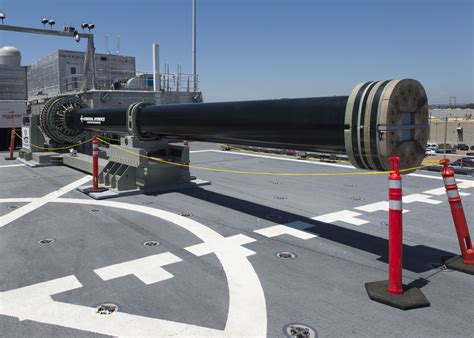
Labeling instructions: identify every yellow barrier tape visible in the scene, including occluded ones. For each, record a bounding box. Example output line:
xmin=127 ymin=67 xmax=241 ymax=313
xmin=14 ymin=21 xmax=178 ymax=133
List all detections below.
xmin=98 ymin=135 xmax=121 ymax=142
xmin=98 ymin=137 xmax=435 ymax=177
xmin=224 ymin=144 xmax=444 ymax=168
xmin=14 ymin=130 xmax=93 ymax=151
xmin=221 ymin=144 xmax=351 ymax=163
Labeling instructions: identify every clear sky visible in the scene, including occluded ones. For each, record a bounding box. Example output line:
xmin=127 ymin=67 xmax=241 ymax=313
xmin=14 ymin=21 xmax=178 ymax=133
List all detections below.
xmin=0 ymin=0 xmax=472 ymax=103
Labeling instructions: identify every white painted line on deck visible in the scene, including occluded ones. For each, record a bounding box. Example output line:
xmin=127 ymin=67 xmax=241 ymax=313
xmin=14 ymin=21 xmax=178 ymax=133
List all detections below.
xmin=254 ymin=221 xmax=317 ymax=240
xmin=423 ymin=187 xmax=470 ymax=197
xmin=355 ymin=201 xmax=410 ymax=213
xmin=94 ymin=253 xmax=182 ymax=285
xmin=312 ymin=210 xmax=369 ymax=226
xmin=0 ymin=198 xmax=36 ymax=203
xmin=207 ymin=150 xmax=356 ymax=169
xmin=1 ymin=197 xmax=267 ymax=336
xmin=0 ymin=176 xmax=91 ymax=228
xmin=403 ymin=193 xmax=442 ymax=205
xmin=408 ymin=173 xmax=473 ymax=183
xmin=185 ymin=234 xmax=257 ymax=257
xmin=0 ymin=275 xmax=223 ymax=336
xmin=190 ymin=149 xmax=216 ymax=153
xmin=0 ymin=164 xmax=25 ymax=168
xmin=50 ymin=198 xmax=267 ymax=337
xmin=458 ymin=180 xmax=474 ymax=189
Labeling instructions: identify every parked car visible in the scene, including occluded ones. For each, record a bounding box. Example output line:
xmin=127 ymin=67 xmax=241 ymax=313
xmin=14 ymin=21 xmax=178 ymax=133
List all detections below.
xmin=456 ymin=143 xmax=469 ymax=151
xmin=437 ymin=143 xmax=450 ymax=149
xmin=425 ymin=147 xmax=437 ymax=156
xmin=437 ymin=144 xmax=457 ymax=153
xmin=449 ymin=157 xmax=474 ymax=169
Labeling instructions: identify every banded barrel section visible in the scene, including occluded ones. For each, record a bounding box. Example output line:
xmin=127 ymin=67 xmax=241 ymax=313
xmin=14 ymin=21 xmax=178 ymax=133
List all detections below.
xmin=344 ymin=79 xmax=429 ymax=171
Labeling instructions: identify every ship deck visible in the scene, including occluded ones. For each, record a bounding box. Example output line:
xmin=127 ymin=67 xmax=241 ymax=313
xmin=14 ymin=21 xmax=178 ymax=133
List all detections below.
xmin=0 ymin=142 xmax=473 ymax=337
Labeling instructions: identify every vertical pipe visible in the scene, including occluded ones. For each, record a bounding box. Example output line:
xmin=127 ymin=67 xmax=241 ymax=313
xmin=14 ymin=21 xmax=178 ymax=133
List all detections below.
xmin=92 ymin=136 xmax=99 ymax=190
xmin=90 ymin=38 xmax=98 ymax=90
xmin=192 ymin=0 xmax=197 ymax=92
xmin=166 ymin=63 xmax=170 ymax=92
xmin=388 ymin=157 xmax=403 ymax=295
xmin=7 ymin=128 xmax=15 ymax=160
xmin=443 ymin=115 xmax=448 ymax=157
xmin=428 ymin=110 xmax=431 ymax=142
xmin=176 ymin=64 xmax=180 ymax=92
xmin=153 ymin=43 xmax=160 ymax=92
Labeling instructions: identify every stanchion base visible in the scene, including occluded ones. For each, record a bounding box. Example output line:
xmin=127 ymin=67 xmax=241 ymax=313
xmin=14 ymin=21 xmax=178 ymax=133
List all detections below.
xmin=83 ymin=187 xmax=109 ymax=194
xmin=4 ymin=157 xmax=16 ymax=160
xmin=442 ymin=256 xmax=474 ymax=275
xmin=365 ymin=280 xmax=430 ymax=310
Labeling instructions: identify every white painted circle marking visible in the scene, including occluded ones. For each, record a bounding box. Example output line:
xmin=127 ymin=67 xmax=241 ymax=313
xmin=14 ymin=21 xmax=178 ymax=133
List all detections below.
xmin=0 ymin=197 xmax=267 ymax=337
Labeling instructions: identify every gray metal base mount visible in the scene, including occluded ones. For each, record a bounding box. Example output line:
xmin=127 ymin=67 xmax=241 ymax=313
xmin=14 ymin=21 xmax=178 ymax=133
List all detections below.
xmin=365 ymin=280 xmax=430 ymax=310
xmin=77 ymin=178 xmax=210 ymax=200
xmin=442 ymin=256 xmax=474 ymax=275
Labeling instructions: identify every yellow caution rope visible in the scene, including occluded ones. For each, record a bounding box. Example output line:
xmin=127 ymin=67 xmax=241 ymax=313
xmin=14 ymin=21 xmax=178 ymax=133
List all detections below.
xmin=98 ymin=137 xmax=435 ymax=177
xmin=221 ymin=144 xmax=351 ymax=163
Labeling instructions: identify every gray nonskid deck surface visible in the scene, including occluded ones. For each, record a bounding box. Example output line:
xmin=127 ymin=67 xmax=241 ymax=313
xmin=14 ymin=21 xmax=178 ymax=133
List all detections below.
xmin=0 ymin=144 xmax=473 ymax=337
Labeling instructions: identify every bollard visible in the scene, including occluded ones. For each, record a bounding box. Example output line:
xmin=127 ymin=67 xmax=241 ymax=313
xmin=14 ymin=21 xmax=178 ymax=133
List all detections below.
xmin=388 ymin=157 xmax=403 ymax=294
xmin=5 ymin=128 xmax=16 ymax=160
xmin=440 ymin=159 xmax=474 ymax=274
xmin=364 ymin=157 xmax=430 ymax=310
xmin=83 ymin=136 xmax=107 ymax=194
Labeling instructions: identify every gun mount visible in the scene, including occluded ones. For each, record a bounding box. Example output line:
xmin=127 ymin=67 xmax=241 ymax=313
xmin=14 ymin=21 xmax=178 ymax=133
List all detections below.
xmin=21 ymin=78 xmax=429 ymax=198
xmin=41 ymin=78 xmax=428 ymax=171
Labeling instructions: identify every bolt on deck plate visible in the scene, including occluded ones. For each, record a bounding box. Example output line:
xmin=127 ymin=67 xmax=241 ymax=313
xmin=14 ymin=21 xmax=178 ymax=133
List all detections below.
xmin=8 ymin=205 xmax=19 ymax=209
xmin=142 ymin=240 xmax=160 ymax=247
xmin=89 ymin=208 xmax=101 ymax=213
xmin=37 ymin=238 xmax=55 ymax=245
xmin=266 ymin=214 xmax=282 ymax=221
xmin=276 ymin=251 xmax=297 ymax=260
xmin=351 ymin=197 xmax=365 ymax=201
xmin=284 ymin=323 xmax=318 ymax=338
xmin=181 ymin=212 xmax=193 ymax=217
xmin=96 ymin=303 xmax=118 ymax=315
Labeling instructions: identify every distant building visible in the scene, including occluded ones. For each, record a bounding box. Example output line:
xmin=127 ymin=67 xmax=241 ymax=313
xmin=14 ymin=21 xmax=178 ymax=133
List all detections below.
xmin=1 ymin=46 xmax=200 ymax=149
xmin=27 ymin=50 xmax=136 ymax=100
xmin=0 ymin=46 xmax=27 ymax=149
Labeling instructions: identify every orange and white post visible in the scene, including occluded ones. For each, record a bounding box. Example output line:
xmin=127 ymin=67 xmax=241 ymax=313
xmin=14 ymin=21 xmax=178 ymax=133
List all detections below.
xmin=6 ymin=128 xmax=16 ymax=160
xmin=440 ymin=159 xmax=474 ymax=265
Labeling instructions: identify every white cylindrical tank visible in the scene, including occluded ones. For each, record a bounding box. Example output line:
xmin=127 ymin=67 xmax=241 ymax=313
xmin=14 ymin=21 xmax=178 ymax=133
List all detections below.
xmin=0 ymin=46 xmax=21 ymax=66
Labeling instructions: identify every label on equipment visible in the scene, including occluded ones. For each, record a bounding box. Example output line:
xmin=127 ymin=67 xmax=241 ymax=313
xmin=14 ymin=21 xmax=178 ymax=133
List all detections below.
xmin=80 ymin=115 xmax=106 ymax=125
xmin=22 ymin=126 xmax=30 ymax=150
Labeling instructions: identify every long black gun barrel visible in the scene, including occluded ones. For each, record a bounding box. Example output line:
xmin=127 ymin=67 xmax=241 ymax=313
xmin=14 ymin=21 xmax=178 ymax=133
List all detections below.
xmin=40 ymin=79 xmax=429 ymax=171
xmin=70 ymin=96 xmax=348 ymax=153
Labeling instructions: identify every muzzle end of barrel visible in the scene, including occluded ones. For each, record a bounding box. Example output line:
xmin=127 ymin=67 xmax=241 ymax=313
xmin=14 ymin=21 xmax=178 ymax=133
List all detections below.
xmin=344 ymin=79 xmax=429 ymax=172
